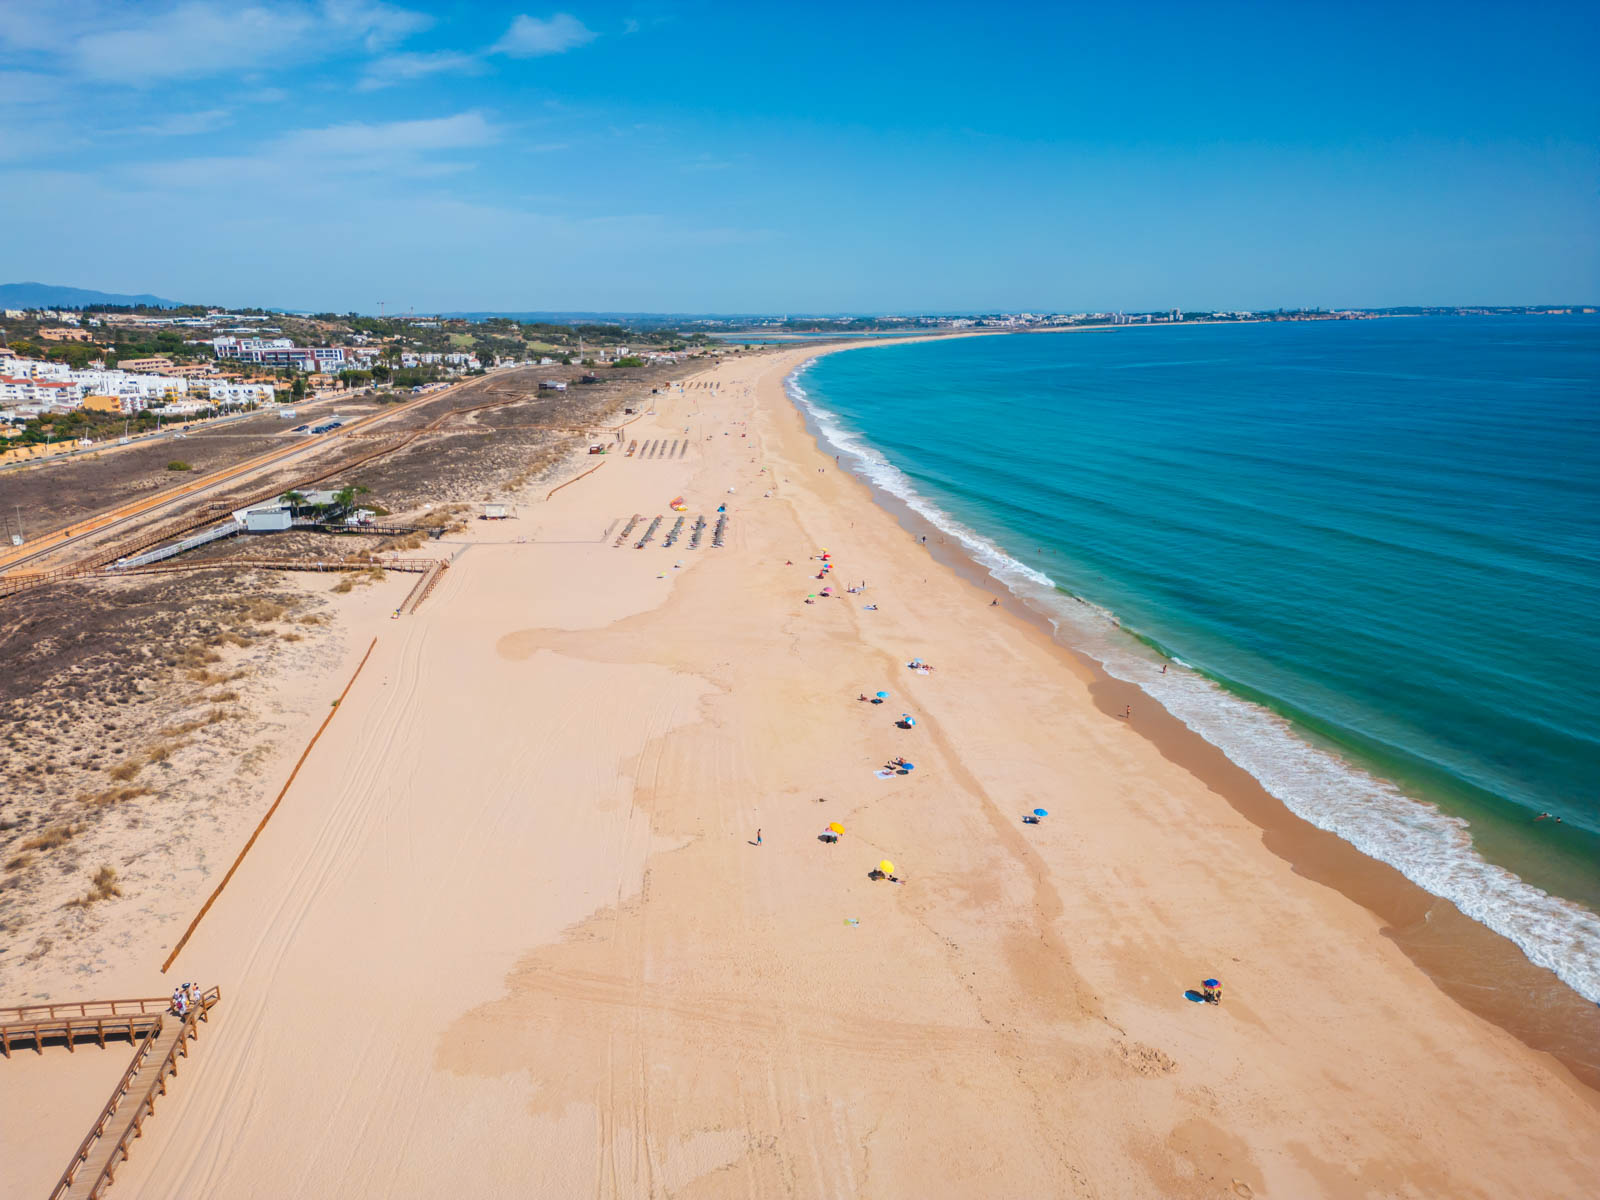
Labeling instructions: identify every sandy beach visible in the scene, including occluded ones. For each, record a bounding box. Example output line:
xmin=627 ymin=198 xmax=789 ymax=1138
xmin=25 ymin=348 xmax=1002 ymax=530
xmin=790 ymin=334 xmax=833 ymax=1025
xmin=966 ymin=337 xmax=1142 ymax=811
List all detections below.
xmin=6 ymin=341 xmax=1598 ymax=1198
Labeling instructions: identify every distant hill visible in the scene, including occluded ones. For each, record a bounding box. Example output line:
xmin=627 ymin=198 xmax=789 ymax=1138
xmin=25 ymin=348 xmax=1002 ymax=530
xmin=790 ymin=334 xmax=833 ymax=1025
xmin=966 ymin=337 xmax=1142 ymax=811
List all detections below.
xmin=0 ymin=281 xmax=190 ymax=309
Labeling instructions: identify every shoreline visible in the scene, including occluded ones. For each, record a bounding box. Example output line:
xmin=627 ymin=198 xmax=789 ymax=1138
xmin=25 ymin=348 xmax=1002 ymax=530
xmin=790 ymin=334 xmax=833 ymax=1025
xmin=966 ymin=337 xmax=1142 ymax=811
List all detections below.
xmin=780 ymin=338 xmax=1600 ymax=1093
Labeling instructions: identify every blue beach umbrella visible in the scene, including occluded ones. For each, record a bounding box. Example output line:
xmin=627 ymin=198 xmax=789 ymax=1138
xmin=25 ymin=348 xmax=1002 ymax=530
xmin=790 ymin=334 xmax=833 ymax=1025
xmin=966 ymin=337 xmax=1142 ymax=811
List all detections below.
xmin=876 ymin=691 xmax=890 ymax=699
xmin=901 ymin=762 xmax=915 ymax=771
xmin=1202 ymin=978 xmax=1220 ymax=988
xmin=1033 ymin=808 xmax=1048 ymax=817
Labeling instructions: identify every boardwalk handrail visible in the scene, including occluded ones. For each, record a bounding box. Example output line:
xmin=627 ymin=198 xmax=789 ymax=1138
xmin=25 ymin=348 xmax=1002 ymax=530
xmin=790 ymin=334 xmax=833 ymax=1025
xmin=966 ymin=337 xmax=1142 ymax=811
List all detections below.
xmin=46 ymin=986 xmax=221 ymax=1200
xmin=1 ymin=996 xmax=170 ymax=1024
xmin=0 ymin=1007 xmax=165 ymax=1060
xmin=47 ymin=1018 xmax=167 ymax=1200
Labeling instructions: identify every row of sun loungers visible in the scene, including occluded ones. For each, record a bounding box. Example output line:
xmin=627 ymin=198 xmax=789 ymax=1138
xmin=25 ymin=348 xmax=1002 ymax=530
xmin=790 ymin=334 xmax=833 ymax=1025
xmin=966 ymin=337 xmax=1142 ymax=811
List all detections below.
xmin=614 ymin=514 xmax=641 ymax=547
xmin=635 ymin=515 xmax=663 ymax=549
xmin=611 ymin=513 xmax=723 ymax=549
xmin=630 ymin=439 xmax=685 ymax=460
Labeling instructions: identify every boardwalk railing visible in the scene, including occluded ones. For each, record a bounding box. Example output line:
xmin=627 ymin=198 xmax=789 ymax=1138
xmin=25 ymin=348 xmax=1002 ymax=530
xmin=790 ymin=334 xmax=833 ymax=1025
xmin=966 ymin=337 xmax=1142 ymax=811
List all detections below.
xmin=46 ymin=986 xmax=221 ymax=1200
xmin=0 ymin=996 xmax=170 ymax=1057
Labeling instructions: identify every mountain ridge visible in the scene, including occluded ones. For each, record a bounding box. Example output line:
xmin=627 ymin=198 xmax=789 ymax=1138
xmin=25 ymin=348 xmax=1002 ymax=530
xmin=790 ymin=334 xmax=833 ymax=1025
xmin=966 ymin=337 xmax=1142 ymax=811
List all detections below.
xmin=0 ymin=281 xmax=190 ymax=309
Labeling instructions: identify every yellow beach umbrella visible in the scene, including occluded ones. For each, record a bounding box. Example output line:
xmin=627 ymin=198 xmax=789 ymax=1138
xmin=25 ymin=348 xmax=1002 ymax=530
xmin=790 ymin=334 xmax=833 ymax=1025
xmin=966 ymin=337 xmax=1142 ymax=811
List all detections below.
xmin=827 ymin=822 xmax=844 ymax=834
xmin=878 ymin=859 xmax=895 ymax=875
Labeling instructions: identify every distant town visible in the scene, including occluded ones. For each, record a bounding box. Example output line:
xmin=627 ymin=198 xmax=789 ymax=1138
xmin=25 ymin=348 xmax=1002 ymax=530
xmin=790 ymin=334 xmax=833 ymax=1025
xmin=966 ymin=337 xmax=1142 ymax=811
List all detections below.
xmin=0 ymin=306 xmax=713 ymax=457
xmin=2 ymin=299 xmax=1591 ymax=458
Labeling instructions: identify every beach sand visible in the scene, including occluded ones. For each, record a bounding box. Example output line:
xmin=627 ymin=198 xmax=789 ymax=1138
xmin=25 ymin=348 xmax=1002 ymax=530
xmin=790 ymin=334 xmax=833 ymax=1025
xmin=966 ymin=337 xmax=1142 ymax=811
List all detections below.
xmin=7 ymin=344 xmax=1598 ymax=1198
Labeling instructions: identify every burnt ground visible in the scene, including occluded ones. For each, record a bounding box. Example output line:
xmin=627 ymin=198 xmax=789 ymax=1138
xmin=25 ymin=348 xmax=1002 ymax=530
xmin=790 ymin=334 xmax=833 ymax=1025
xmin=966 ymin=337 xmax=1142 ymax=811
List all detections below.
xmin=0 ymin=406 xmax=327 ymax=532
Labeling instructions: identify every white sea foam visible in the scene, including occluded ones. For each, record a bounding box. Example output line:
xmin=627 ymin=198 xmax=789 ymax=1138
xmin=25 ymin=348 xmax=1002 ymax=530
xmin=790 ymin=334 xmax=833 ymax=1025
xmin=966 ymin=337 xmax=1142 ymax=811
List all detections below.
xmin=787 ymin=361 xmax=1600 ymax=1004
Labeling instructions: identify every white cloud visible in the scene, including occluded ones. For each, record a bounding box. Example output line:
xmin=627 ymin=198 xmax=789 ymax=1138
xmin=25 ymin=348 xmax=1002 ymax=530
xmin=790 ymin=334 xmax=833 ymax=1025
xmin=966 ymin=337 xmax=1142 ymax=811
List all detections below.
xmin=357 ymin=51 xmax=481 ymax=91
xmin=492 ymin=13 xmax=598 ymax=58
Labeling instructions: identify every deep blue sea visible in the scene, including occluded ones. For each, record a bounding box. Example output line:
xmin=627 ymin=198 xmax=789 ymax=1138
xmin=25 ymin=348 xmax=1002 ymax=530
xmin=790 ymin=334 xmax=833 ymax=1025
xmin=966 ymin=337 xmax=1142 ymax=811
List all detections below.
xmin=787 ymin=317 xmax=1600 ymax=1000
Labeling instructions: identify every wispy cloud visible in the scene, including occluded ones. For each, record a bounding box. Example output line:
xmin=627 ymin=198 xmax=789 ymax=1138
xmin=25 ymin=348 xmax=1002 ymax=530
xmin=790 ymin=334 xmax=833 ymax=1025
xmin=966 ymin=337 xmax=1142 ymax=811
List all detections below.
xmin=278 ymin=111 xmax=499 ymax=159
xmin=321 ymin=0 xmax=433 ymax=51
xmin=135 ymin=109 xmax=234 ymax=137
xmin=71 ymin=4 xmax=317 ymax=81
xmin=357 ymin=51 xmax=482 ymax=91
xmin=492 ymin=13 xmax=599 ymax=58
xmin=0 ymin=70 xmax=69 ymax=107
xmin=122 ymin=111 xmax=503 ymax=188
xmin=0 ymin=1 xmax=436 ymax=86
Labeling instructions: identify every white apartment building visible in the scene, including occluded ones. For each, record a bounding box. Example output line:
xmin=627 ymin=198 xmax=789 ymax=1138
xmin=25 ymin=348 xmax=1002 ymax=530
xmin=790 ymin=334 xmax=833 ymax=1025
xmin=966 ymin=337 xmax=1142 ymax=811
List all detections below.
xmin=195 ymin=380 xmax=275 ymax=405
xmin=212 ymin=337 xmax=346 ymax=371
xmin=0 ymin=375 xmax=83 ymax=406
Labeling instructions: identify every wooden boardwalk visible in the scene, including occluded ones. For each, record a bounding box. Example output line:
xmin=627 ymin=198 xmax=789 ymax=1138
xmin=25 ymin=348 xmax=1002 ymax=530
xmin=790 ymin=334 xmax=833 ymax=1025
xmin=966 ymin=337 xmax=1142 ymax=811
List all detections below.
xmin=60 ymin=1015 xmax=189 ymax=1200
xmin=0 ymin=997 xmax=168 ymax=1058
xmin=0 ymin=988 xmax=223 ymax=1200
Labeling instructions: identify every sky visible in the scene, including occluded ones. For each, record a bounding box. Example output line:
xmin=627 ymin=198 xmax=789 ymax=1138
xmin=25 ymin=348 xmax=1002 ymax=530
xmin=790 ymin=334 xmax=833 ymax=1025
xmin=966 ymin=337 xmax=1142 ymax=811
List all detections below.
xmin=1 ymin=1 xmax=1595 ymax=314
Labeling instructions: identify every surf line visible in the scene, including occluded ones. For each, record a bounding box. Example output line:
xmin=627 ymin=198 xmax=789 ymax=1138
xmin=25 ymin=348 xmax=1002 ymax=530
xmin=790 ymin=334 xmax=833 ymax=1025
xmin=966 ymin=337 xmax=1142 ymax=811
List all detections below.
xmin=161 ymin=637 xmax=379 ymax=974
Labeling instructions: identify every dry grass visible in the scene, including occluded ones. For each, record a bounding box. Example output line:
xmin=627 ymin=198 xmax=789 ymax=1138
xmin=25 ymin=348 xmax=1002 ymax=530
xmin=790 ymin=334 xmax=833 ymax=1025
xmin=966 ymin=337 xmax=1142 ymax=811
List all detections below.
xmin=178 ymin=645 xmax=223 ymax=669
xmin=145 ymin=742 xmax=175 ymax=764
xmin=107 ymin=757 xmax=145 ymax=781
xmin=6 ymin=851 xmax=35 ymax=871
xmin=280 ymin=631 xmax=303 ymax=642
xmin=239 ymin=598 xmax=288 ymax=624
xmin=187 ymin=667 xmax=249 ymax=685
xmin=208 ymin=689 xmax=240 ymax=702
xmin=67 ymin=865 xmax=122 ymax=907
xmin=82 ymin=785 xmax=152 ymax=808
xmin=21 ymin=823 xmax=81 ymax=852
xmin=161 ymin=708 xmax=234 ymax=738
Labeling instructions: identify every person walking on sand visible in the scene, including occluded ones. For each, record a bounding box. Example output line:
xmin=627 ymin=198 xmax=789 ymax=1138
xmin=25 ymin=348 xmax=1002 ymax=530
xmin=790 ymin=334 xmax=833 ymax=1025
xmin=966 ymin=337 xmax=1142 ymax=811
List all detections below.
xmin=755 ymin=828 xmax=763 ymax=846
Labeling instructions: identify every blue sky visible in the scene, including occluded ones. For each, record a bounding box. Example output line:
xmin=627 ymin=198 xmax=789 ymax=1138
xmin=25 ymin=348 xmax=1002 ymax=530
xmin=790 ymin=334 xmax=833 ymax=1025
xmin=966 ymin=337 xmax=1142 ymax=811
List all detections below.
xmin=1 ymin=1 xmax=1595 ymax=313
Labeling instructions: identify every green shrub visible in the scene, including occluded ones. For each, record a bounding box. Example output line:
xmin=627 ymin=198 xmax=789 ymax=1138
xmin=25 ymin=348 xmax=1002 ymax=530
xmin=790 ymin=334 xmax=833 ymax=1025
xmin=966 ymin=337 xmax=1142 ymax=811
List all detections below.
xmin=167 ymin=460 xmax=191 ymax=471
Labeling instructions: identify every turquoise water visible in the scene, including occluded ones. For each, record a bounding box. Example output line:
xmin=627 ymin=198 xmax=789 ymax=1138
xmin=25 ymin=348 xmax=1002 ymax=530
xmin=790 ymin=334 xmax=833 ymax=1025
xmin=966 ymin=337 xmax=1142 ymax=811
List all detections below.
xmin=788 ymin=318 xmax=1600 ymax=1000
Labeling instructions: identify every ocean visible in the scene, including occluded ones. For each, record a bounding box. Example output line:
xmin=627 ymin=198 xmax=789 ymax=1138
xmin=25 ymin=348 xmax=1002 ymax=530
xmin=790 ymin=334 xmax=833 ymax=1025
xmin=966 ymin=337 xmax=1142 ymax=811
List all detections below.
xmin=786 ymin=317 xmax=1600 ymax=1002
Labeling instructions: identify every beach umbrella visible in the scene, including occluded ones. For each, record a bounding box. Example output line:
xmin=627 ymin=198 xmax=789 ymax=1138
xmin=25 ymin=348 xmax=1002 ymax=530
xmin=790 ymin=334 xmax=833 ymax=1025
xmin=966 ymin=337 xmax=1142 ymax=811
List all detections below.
xmin=878 ymin=859 xmax=895 ymax=875
xmin=901 ymin=762 xmax=915 ymax=771
xmin=827 ymin=822 xmax=844 ymax=834
xmin=876 ymin=691 xmax=890 ymax=699
xmin=1202 ymin=978 xmax=1220 ymax=988
xmin=1033 ymin=808 xmax=1048 ymax=817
